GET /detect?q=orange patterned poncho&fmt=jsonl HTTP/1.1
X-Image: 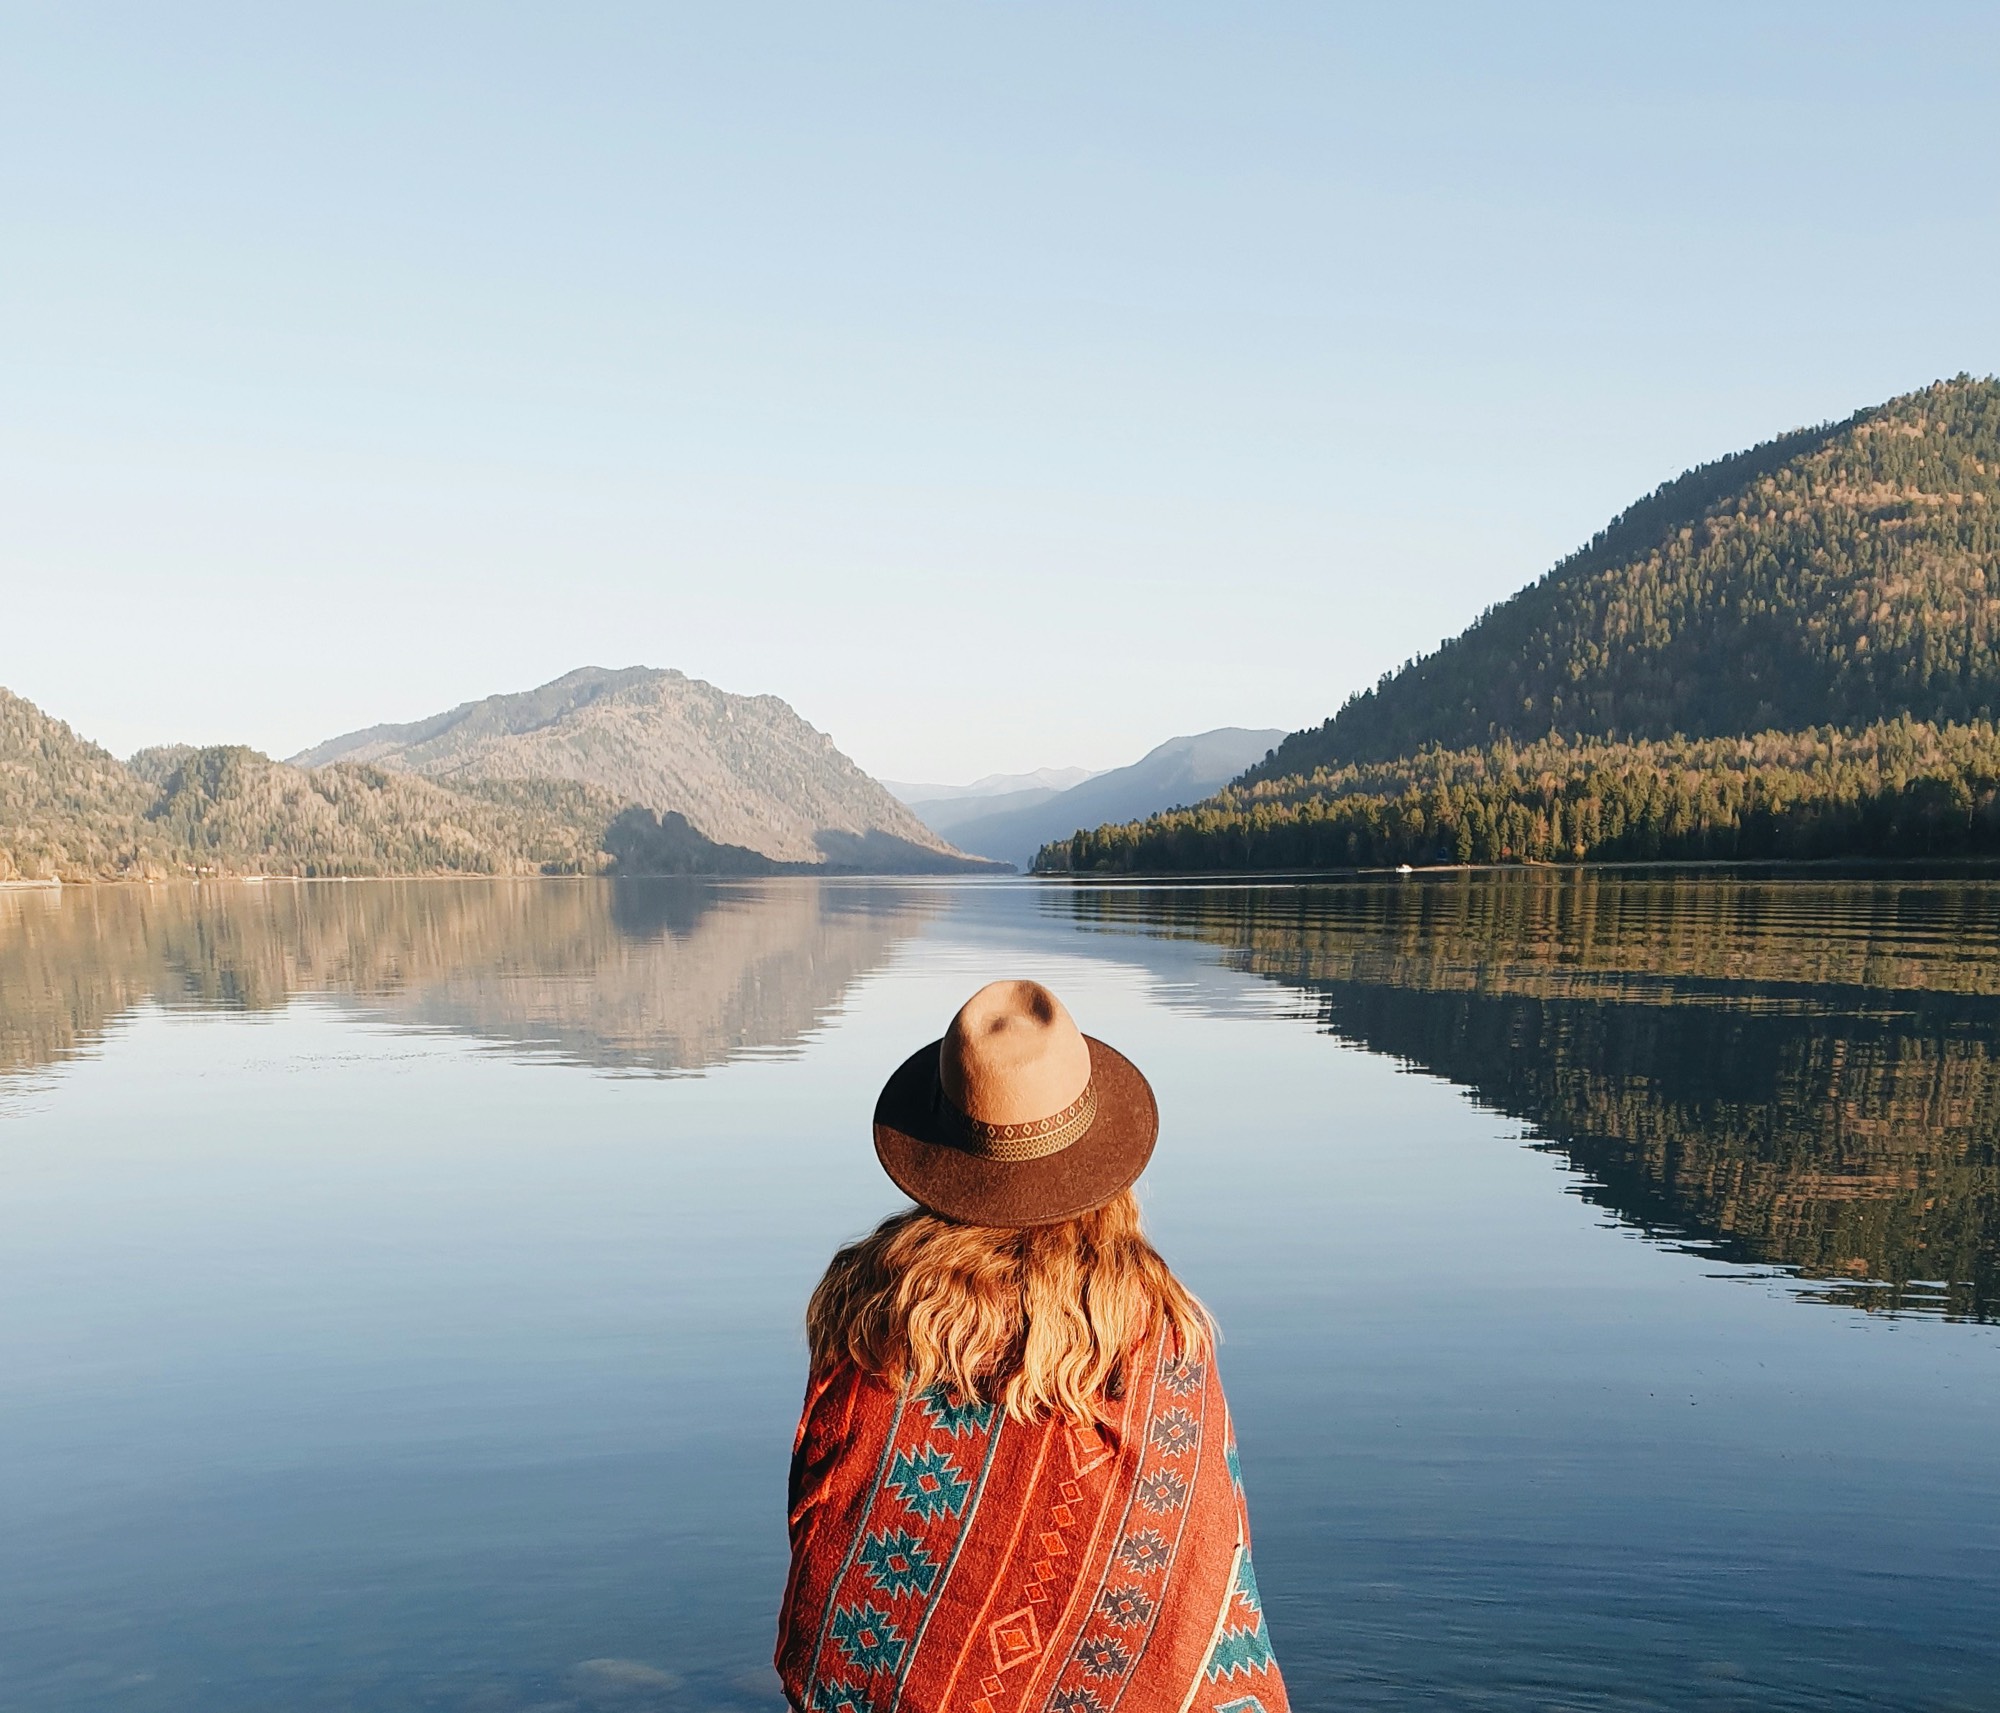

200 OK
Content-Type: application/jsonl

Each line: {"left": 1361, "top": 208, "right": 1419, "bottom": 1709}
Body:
{"left": 775, "top": 1332, "right": 1288, "bottom": 1713}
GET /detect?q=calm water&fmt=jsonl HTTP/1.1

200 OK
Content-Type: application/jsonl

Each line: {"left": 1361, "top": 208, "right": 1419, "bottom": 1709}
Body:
{"left": 2, "top": 873, "right": 1997, "bottom": 1712}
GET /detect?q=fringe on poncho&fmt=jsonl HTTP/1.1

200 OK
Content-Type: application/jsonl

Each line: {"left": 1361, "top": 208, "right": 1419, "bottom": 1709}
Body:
{"left": 775, "top": 1330, "right": 1288, "bottom": 1713}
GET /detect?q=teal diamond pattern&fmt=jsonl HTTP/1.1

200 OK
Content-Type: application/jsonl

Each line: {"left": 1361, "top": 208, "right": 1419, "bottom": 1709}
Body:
{"left": 886, "top": 1444, "right": 970, "bottom": 1521}
{"left": 831, "top": 1602, "right": 907, "bottom": 1675}
{"left": 859, "top": 1528, "right": 939, "bottom": 1599}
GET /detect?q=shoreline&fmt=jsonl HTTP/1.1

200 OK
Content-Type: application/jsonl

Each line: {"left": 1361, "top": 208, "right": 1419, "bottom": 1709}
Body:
{"left": 1029, "top": 853, "right": 2000, "bottom": 884}
{"left": 0, "top": 866, "right": 1010, "bottom": 888}
{"left": 10, "top": 853, "right": 2000, "bottom": 890}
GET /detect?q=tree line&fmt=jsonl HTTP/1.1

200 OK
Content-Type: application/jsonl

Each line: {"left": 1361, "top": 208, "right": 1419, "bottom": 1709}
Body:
{"left": 1038, "top": 718, "right": 2000, "bottom": 873}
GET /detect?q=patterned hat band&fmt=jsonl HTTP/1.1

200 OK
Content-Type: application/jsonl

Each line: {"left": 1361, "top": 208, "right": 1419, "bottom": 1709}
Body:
{"left": 944, "top": 1079, "right": 1099, "bottom": 1162}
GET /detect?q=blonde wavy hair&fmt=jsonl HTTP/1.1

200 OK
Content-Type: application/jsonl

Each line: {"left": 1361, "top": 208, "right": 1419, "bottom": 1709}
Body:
{"left": 806, "top": 1189, "right": 1212, "bottom": 1425}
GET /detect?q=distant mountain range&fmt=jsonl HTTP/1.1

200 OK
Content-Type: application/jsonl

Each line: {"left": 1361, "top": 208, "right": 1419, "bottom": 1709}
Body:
{"left": 888, "top": 767, "right": 1099, "bottom": 806}
{"left": 919, "top": 729, "right": 1284, "bottom": 871}
{"left": 1045, "top": 376, "right": 2000, "bottom": 873}
{"left": 885, "top": 768, "right": 1102, "bottom": 834}
{"left": 0, "top": 669, "right": 996, "bottom": 882}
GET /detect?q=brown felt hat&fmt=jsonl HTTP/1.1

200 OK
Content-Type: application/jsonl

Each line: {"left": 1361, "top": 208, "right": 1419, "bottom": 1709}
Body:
{"left": 873, "top": 980, "right": 1158, "bottom": 1228}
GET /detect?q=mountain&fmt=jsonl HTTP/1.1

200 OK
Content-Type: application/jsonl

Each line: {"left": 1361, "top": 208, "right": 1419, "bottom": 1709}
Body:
{"left": 139, "top": 745, "right": 612, "bottom": 877}
{"left": 943, "top": 728, "right": 1285, "bottom": 870}
{"left": 888, "top": 767, "right": 1097, "bottom": 806}
{"left": 0, "top": 689, "right": 167, "bottom": 879}
{"left": 1044, "top": 376, "right": 2000, "bottom": 874}
{"left": 1045, "top": 718, "right": 2000, "bottom": 872}
{"left": 0, "top": 689, "right": 614, "bottom": 881}
{"left": 1, "top": 676, "right": 994, "bottom": 881}
{"left": 1251, "top": 375, "right": 2000, "bottom": 784}
{"left": 888, "top": 767, "right": 1103, "bottom": 835}
{"left": 294, "top": 665, "right": 970, "bottom": 869}
{"left": 912, "top": 786, "right": 1069, "bottom": 836}
{"left": 887, "top": 765, "right": 1097, "bottom": 817}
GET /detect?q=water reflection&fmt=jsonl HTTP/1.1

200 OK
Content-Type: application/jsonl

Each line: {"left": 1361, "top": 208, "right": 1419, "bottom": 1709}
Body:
{"left": 1059, "top": 873, "right": 2000, "bottom": 1320}
{"left": 0, "top": 878, "right": 935, "bottom": 1081}
{"left": 6, "top": 873, "right": 2000, "bottom": 1710}
{"left": 10, "top": 873, "right": 1998, "bottom": 1318}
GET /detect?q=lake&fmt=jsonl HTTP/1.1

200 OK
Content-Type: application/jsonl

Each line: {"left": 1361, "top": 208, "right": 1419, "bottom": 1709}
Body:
{"left": 2, "top": 873, "right": 1996, "bottom": 1712}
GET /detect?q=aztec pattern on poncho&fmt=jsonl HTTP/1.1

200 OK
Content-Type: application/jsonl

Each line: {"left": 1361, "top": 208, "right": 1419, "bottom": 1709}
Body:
{"left": 775, "top": 1331, "right": 1287, "bottom": 1713}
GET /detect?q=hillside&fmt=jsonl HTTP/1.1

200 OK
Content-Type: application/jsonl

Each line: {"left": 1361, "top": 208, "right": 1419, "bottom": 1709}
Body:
{"left": 0, "top": 691, "right": 614, "bottom": 881}
{"left": 1253, "top": 375, "right": 2000, "bottom": 782}
{"left": 3, "top": 677, "right": 996, "bottom": 880}
{"left": 0, "top": 690, "right": 177, "bottom": 879}
{"left": 295, "top": 666, "right": 963, "bottom": 868}
{"left": 142, "top": 747, "right": 612, "bottom": 877}
{"left": 939, "top": 728, "right": 1283, "bottom": 870}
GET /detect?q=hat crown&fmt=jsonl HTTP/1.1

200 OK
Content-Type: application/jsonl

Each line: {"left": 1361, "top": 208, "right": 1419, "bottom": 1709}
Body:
{"left": 939, "top": 980, "right": 1092, "bottom": 1128}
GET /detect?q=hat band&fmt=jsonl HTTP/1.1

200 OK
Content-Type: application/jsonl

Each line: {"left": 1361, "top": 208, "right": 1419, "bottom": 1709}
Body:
{"left": 947, "top": 1080, "right": 1098, "bottom": 1162}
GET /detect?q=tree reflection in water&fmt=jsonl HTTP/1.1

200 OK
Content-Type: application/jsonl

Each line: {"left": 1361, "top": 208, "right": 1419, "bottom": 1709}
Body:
{"left": 1059, "top": 872, "right": 2000, "bottom": 1321}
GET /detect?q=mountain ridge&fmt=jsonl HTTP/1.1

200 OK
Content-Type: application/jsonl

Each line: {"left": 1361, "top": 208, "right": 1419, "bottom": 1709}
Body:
{"left": 293, "top": 665, "right": 670, "bottom": 767}
{"left": 1250, "top": 375, "right": 2000, "bottom": 784}
{"left": 292, "top": 665, "right": 958, "bottom": 867}
{"left": 887, "top": 767, "right": 1099, "bottom": 808}
{"left": 1044, "top": 375, "right": 2000, "bottom": 873}
{"left": 1, "top": 675, "right": 997, "bottom": 881}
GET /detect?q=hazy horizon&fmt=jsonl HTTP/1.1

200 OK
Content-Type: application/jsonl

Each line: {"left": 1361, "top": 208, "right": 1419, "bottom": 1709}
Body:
{"left": 6, "top": 5, "right": 1998, "bottom": 780}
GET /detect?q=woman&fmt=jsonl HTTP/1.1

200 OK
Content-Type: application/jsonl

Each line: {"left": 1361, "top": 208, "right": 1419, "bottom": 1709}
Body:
{"left": 777, "top": 980, "right": 1287, "bottom": 1713}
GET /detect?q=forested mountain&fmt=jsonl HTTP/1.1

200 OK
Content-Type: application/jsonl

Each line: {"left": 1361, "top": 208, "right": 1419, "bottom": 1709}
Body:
{"left": 0, "top": 690, "right": 167, "bottom": 878}
{"left": 0, "top": 683, "right": 993, "bottom": 881}
{"left": 141, "top": 746, "right": 614, "bottom": 877}
{"left": 295, "top": 665, "right": 955, "bottom": 867}
{"left": 1042, "top": 719, "right": 2000, "bottom": 873}
{"left": 1253, "top": 375, "right": 2000, "bottom": 782}
{"left": 1047, "top": 376, "right": 2000, "bottom": 874}
{"left": 0, "top": 690, "right": 611, "bottom": 880}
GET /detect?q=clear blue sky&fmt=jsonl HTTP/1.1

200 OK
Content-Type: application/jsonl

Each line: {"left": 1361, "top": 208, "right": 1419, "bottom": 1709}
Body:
{"left": 5, "top": 4, "right": 1997, "bottom": 781}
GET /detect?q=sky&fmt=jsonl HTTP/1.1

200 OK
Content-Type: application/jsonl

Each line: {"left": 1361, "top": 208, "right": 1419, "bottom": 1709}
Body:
{"left": 4, "top": 4, "right": 1998, "bottom": 784}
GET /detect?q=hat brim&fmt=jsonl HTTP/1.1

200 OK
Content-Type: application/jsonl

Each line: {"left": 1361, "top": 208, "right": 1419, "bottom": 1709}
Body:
{"left": 873, "top": 1035, "right": 1158, "bottom": 1228}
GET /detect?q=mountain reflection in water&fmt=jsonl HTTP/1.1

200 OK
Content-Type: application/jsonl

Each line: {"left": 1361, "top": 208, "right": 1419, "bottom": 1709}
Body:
{"left": 0, "top": 878, "right": 936, "bottom": 1081}
{"left": 1058, "top": 872, "right": 2000, "bottom": 1320}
